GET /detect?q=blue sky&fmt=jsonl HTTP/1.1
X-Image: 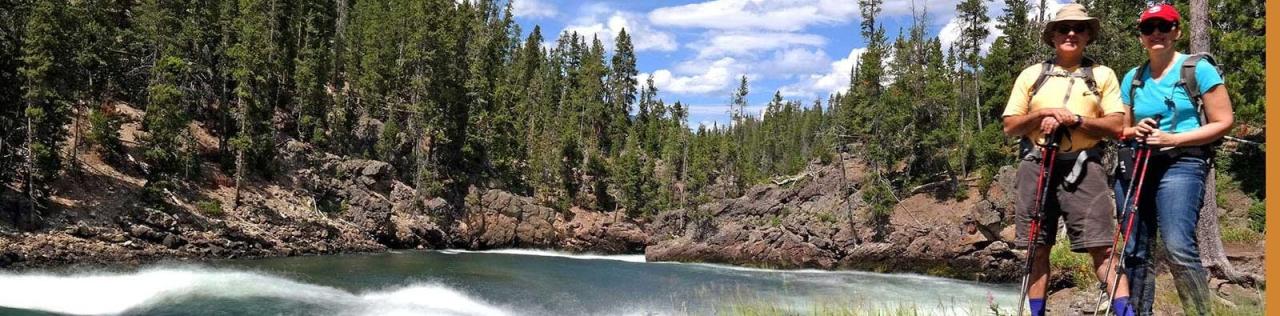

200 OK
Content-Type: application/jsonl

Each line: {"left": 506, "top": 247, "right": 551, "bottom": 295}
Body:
{"left": 509, "top": 0, "right": 1068, "bottom": 128}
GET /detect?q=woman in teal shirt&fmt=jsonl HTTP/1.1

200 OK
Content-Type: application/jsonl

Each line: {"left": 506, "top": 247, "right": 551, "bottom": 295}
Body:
{"left": 1115, "top": 4, "right": 1235, "bottom": 315}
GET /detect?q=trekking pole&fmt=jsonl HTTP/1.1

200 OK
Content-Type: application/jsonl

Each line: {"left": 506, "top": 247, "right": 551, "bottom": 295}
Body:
{"left": 1017, "top": 129, "right": 1063, "bottom": 316}
{"left": 1091, "top": 139, "right": 1149, "bottom": 314}
{"left": 1096, "top": 115, "right": 1161, "bottom": 315}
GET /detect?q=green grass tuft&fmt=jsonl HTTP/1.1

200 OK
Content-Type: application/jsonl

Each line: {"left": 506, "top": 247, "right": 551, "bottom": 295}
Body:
{"left": 196, "top": 199, "right": 224, "bottom": 216}
{"left": 1048, "top": 238, "right": 1096, "bottom": 287}
{"left": 1220, "top": 225, "right": 1262, "bottom": 243}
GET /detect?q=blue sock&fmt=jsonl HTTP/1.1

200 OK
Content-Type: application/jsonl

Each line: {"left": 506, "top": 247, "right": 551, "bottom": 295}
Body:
{"left": 1029, "top": 298, "right": 1046, "bottom": 316}
{"left": 1112, "top": 296, "right": 1134, "bottom": 316}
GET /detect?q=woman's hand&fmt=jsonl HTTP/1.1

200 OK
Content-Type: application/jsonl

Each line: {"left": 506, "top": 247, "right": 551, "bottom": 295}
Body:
{"left": 1133, "top": 117, "right": 1160, "bottom": 136}
{"left": 1134, "top": 117, "right": 1181, "bottom": 147}
{"left": 1140, "top": 129, "right": 1182, "bottom": 147}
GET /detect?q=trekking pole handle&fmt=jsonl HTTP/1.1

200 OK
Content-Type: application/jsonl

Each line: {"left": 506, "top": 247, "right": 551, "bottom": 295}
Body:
{"left": 1044, "top": 126, "right": 1067, "bottom": 149}
{"left": 1135, "top": 114, "right": 1163, "bottom": 149}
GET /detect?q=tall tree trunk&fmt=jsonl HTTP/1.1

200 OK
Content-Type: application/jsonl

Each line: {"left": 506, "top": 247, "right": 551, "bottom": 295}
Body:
{"left": 1198, "top": 168, "right": 1263, "bottom": 287}
{"left": 23, "top": 114, "right": 37, "bottom": 230}
{"left": 1189, "top": 0, "right": 1209, "bottom": 53}
{"left": 974, "top": 71, "right": 982, "bottom": 132}
{"left": 1184, "top": 0, "right": 1260, "bottom": 288}
{"left": 233, "top": 95, "right": 245, "bottom": 211}
{"left": 69, "top": 102, "right": 80, "bottom": 173}
{"left": 1036, "top": 0, "right": 1047, "bottom": 25}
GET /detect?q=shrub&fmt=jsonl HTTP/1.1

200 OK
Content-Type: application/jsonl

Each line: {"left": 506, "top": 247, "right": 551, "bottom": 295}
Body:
{"left": 1220, "top": 225, "right": 1261, "bottom": 243}
{"left": 1247, "top": 201, "right": 1265, "bottom": 233}
{"left": 87, "top": 106, "right": 123, "bottom": 157}
{"left": 197, "top": 199, "right": 223, "bottom": 216}
{"left": 817, "top": 211, "right": 835, "bottom": 223}
{"left": 1049, "top": 238, "right": 1096, "bottom": 287}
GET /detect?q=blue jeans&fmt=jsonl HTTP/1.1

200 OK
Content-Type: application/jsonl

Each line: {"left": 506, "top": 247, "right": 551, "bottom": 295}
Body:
{"left": 1114, "top": 155, "right": 1212, "bottom": 315}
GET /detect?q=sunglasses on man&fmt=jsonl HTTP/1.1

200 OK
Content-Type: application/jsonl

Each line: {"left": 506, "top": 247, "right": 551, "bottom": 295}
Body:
{"left": 1139, "top": 21, "right": 1178, "bottom": 35}
{"left": 1054, "top": 23, "right": 1089, "bottom": 35}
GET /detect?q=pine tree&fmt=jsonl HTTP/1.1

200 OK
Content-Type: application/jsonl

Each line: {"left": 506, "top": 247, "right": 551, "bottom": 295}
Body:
{"left": 1210, "top": 0, "right": 1264, "bottom": 125}
{"left": 137, "top": 0, "right": 197, "bottom": 200}
{"left": 1, "top": 1, "right": 30, "bottom": 187}
{"left": 1082, "top": 0, "right": 1143, "bottom": 67}
{"left": 616, "top": 135, "right": 657, "bottom": 217}
{"left": 956, "top": 0, "right": 989, "bottom": 131}
{"left": 608, "top": 28, "right": 638, "bottom": 155}
{"left": 141, "top": 54, "right": 194, "bottom": 191}
{"left": 727, "top": 76, "right": 748, "bottom": 190}
{"left": 19, "top": 0, "right": 74, "bottom": 217}
{"left": 996, "top": 0, "right": 1037, "bottom": 70}
{"left": 293, "top": 0, "right": 335, "bottom": 145}
{"left": 229, "top": 0, "right": 286, "bottom": 207}
{"left": 67, "top": 1, "right": 139, "bottom": 164}
{"left": 845, "top": 0, "right": 886, "bottom": 136}
{"left": 577, "top": 36, "right": 610, "bottom": 154}
{"left": 850, "top": 0, "right": 894, "bottom": 241}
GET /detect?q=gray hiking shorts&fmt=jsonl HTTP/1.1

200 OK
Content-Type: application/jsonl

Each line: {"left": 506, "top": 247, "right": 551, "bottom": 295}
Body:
{"left": 1013, "top": 157, "right": 1116, "bottom": 253}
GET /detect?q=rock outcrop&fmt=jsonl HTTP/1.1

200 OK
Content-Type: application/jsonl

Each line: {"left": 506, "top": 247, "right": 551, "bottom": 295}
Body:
{"left": 0, "top": 140, "right": 648, "bottom": 269}
{"left": 646, "top": 160, "right": 1024, "bottom": 281}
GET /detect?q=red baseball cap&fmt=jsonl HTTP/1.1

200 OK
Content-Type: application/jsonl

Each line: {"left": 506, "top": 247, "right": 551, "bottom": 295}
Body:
{"left": 1139, "top": 4, "right": 1180, "bottom": 23}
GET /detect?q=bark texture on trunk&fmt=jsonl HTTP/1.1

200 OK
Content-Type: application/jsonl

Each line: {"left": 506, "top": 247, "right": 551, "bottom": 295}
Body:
{"left": 1185, "top": 0, "right": 1260, "bottom": 288}
{"left": 1198, "top": 170, "right": 1263, "bottom": 288}
{"left": 1190, "top": 0, "right": 1209, "bottom": 53}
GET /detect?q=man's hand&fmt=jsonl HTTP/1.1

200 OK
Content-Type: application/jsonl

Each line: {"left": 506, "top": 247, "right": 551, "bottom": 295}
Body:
{"left": 1037, "top": 108, "right": 1078, "bottom": 127}
{"left": 1039, "top": 116, "right": 1060, "bottom": 136}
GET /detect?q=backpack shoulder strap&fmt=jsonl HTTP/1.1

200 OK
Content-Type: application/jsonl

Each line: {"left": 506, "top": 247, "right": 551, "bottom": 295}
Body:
{"left": 1030, "top": 59, "right": 1055, "bottom": 97}
{"left": 1080, "top": 57, "right": 1101, "bottom": 104}
{"left": 1129, "top": 61, "right": 1150, "bottom": 111}
{"left": 1180, "top": 52, "right": 1219, "bottom": 125}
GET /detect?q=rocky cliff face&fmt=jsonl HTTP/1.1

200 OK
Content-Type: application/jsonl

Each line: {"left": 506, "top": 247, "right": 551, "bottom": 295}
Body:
{"left": 1, "top": 142, "right": 1020, "bottom": 282}
{"left": 0, "top": 140, "right": 648, "bottom": 269}
{"left": 645, "top": 158, "right": 1023, "bottom": 281}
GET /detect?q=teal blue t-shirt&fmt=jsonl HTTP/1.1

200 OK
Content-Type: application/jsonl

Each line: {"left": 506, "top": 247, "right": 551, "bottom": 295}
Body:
{"left": 1120, "top": 53, "right": 1224, "bottom": 133}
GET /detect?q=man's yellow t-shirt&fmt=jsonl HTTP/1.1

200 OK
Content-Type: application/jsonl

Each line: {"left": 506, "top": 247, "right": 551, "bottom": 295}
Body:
{"left": 1003, "top": 63, "right": 1126, "bottom": 152}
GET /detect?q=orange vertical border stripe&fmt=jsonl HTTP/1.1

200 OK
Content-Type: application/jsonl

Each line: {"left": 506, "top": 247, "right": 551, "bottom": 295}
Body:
{"left": 1266, "top": 0, "right": 1278, "bottom": 313}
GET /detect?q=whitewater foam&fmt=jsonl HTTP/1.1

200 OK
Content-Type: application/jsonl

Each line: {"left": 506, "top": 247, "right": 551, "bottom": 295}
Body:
{"left": 0, "top": 267, "right": 509, "bottom": 316}
{"left": 436, "top": 249, "right": 647, "bottom": 263}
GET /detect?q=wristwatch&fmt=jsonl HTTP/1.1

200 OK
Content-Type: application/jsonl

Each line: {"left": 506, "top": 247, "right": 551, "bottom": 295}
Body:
{"left": 1073, "top": 114, "right": 1084, "bottom": 127}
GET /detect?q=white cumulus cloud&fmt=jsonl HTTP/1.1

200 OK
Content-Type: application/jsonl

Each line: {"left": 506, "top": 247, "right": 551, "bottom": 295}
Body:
{"left": 764, "top": 48, "right": 832, "bottom": 76}
{"left": 648, "top": 0, "right": 859, "bottom": 31}
{"left": 644, "top": 57, "right": 741, "bottom": 95}
{"left": 565, "top": 11, "right": 678, "bottom": 52}
{"left": 692, "top": 31, "right": 827, "bottom": 58}
{"left": 512, "top": 0, "right": 557, "bottom": 18}
{"left": 778, "top": 47, "right": 866, "bottom": 99}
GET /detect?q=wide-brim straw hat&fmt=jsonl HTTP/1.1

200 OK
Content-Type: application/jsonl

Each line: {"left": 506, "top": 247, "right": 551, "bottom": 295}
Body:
{"left": 1042, "top": 4, "right": 1102, "bottom": 47}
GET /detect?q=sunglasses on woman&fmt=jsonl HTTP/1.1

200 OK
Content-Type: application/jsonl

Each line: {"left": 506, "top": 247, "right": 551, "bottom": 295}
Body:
{"left": 1139, "top": 21, "right": 1178, "bottom": 35}
{"left": 1055, "top": 23, "right": 1089, "bottom": 35}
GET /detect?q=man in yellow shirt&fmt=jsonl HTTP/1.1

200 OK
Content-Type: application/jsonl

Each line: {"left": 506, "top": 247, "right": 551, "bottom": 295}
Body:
{"left": 1001, "top": 4, "right": 1134, "bottom": 316}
